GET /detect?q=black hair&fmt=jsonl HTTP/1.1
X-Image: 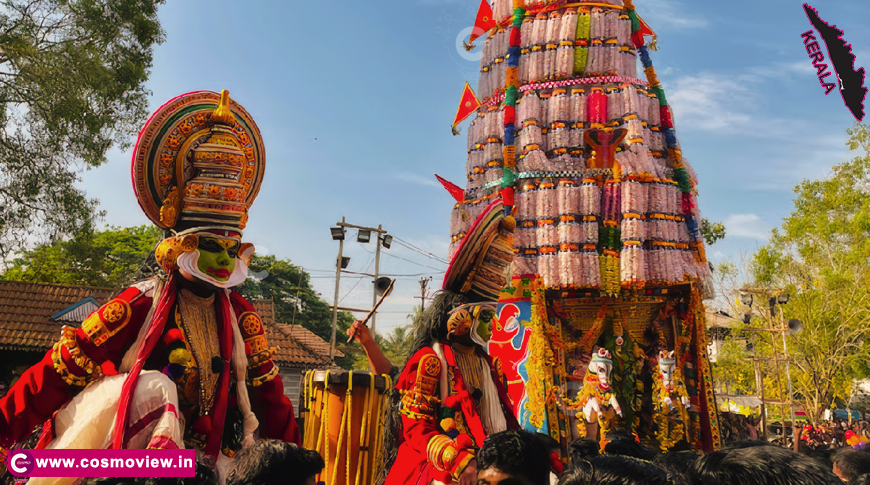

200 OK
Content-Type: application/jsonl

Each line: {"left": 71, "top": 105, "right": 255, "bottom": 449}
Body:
{"left": 833, "top": 448, "right": 870, "bottom": 482}
{"left": 806, "top": 448, "right": 834, "bottom": 471}
{"left": 407, "top": 290, "right": 466, "bottom": 357}
{"left": 654, "top": 451, "right": 700, "bottom": 474}
{"left": 852, "top": 474, "right": 870, "bottom": 485}
{"left": 569, "top": 437, "right": 600, "bottom": 465}
{"left": 653, "top": 450, "right": 699, "bottom": 485}
{"left": 559, "top": 455, "right": 669, "bottom": 485}
{"left": 226, "top": 439, "right": 324, "bottom": 485}
{"left": 722, "top": 439, "right": 772, "bottom": 450}
{"left": 602, "top": 436, "right": 656, "bottom": 461}
{"left": 81, "top": 461, "right": 217, "bottom": 485}
{"left": 686, "top": 444, "right": 841, "bottom": 485}
{"left": 477, "top": 430, "right": 553, "bottom": 485}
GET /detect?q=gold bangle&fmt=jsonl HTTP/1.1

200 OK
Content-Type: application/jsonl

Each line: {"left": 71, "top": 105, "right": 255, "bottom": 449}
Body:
{"left": 247, "top": 363, "right": 279, "bottom": 387}
{"left": 52, "top": 326, "right": 101, "bottom": 387}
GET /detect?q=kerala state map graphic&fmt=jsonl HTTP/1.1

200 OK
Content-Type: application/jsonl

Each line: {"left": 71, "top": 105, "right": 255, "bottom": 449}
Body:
{"left": 803, "top": 3, "right": 867, "bottom": 121}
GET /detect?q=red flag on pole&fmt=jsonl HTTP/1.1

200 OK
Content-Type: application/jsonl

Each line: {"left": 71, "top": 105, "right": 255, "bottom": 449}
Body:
{"left": 452, "top": 81, "right": 481, "bottom": 135}
{"left": 631, "top": 13, "right": 657, "bottom": 50}
{"left": 435, "top": 174, "right": 465, "bottom": 202}
{"left": 465, "top": 0, "right": 495, "bottom": 50}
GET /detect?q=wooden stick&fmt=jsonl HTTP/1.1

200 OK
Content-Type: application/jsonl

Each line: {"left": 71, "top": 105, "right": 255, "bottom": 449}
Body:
{"left": 346, "top": 279, "right": 395, "bottom": 343}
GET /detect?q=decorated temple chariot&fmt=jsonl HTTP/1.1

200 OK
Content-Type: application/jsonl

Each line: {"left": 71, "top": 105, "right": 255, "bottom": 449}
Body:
{"left": 445, "top": 0, "right": 722, "bottom": 455}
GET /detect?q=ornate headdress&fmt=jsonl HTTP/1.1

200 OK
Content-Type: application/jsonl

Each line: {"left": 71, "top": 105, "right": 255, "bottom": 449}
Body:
{"left": 132, "top": 90, "right": 265, "bottom": 235}
{"left": 132, "top": 90, "right": 264, "bottom": 280}
{"left": 442, "top": 197, "right": 515, "bottom": 302}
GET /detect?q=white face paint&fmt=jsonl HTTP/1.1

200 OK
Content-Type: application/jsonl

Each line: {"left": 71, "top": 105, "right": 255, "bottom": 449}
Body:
{"left": 589, "top": 359, "right": 613, "bottom": 390}
{"left": 659, "top": 358, "right": 676, "bottom": 384}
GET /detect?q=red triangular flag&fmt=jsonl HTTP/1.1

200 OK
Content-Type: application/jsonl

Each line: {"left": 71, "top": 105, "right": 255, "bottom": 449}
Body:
{"left": 468, "top": 0, "right": 495, "bottom": 44}
{"left": 435, "top": 174, "right": 464, "bottom": 202}
{"left": 452, "top": 81, "right": 481, "bottom": 132}
{"left": 631, "top": 13, "right": 657, "bottom": 49}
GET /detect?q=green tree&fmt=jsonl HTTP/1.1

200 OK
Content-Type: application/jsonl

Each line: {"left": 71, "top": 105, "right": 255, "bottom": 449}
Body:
{"left": 0, "top": 0, "right": 165, "bottom": 259}
{"left": 235, "top": 255, "right": 356, "bottom": 366}
{"left": 746, "top": 122, "right": 870, "bottom": 423}
{"left": 1, "top": 223, "right": 161, "bottom": 288}
{"left": 351, "top": 307, "right": 419, "bottom": 371}
{"left": 381, "top": 324, "right": 415, "bottom": 365}
{"left": 701, "top": 218, "right": 726, "bottom": 246}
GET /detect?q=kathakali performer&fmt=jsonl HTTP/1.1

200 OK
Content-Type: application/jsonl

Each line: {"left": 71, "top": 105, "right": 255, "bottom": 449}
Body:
{"left": 382, "top": 198, "right": 520, "bottom": 485}
{"left": 0, "top": 90, "right": 298, "bottom": 481}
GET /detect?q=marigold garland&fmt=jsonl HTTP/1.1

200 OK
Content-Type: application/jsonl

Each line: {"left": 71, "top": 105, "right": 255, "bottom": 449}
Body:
{"left": 524, "top": 281, "right": 557, "bottom": 430}
{"left": 652, "top": 369, "right": 689, "bottom": 451}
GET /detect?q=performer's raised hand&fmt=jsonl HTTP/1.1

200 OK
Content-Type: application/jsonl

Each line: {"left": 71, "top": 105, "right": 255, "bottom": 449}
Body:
{"left": 346, "top": 319, "right": 373, "bottom": 344}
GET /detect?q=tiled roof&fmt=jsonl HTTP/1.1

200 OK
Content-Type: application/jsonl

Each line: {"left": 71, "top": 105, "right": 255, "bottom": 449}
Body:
{"left": 0, "top": 281, "right": 114, "bottom": 351}
{"left": 283, "top": 324, "right": 343, "bottom": 360}
{"left": 251, "top": 299, "right": 339, "bottom": 368}
{"left": 706, "top": 311, "right": 740, "bottom": 328}
{"left": 0, "top": 282, "right": 340, "bottom": 368}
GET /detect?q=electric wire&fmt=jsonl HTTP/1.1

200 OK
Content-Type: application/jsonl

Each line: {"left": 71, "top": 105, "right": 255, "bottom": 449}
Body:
{"left": 390, "top": 237, "right": 449, "bottom": 264}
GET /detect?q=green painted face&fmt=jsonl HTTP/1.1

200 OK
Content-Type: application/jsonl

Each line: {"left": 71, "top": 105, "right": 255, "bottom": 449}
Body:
{"left": 472, "top": 310, "right": 493, "bottom": 346}
{"left": 196, "top": 237, "right": 238, "bottom": 281}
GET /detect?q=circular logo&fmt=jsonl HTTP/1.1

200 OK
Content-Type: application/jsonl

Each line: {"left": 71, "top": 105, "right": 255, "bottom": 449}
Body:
{"left": 7, "top": 450, "right": 34, "bottom": 476}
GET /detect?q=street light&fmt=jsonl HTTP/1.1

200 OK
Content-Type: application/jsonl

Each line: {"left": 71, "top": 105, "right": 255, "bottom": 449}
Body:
{"left": 777, "top": 293, "right": 790, "bottom": 304}
{"left": 381, "top": 234, "right": 393, "bottom": 249}
{"left": 357, "top": 229, "right": 371, "bottom": 243}
{"left": 339, "top": 256, "right": 351, "bottom": 269}
{"left": 330, "top": 227, "right": 345, "bottom": 241}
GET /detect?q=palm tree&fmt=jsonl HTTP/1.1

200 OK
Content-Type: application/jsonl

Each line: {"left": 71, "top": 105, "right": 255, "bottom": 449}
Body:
{"left": 382, "top": 326, "right": 414, "bottom": 365}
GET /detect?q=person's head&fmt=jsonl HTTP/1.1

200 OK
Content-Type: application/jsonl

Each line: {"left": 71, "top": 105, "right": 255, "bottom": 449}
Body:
{"left": 226, "top": 439, "right": 325, "bottom": 485}
{"left": 602, "top": 434, "right": 656, "bottom": 461}
{"left": 84, "top": 461, "right": 218, "bottom": 485}
{"left": 833, "top": 449, "right": 870, "bottom": 482}
{"left": 155, "top": 229, "right": 254, "bottom": 289}
{"left": 569, "top": 437, "right": 600, "bottom": 464}
{"left": 723, "top": 439, "right": 772, "bottom": 450}
{"left": 559, "top": 455, "right": 669, "bottom": 485}
{"left": 477, "top": 430, "right": 552, "bottom": 485}
{"left": 653, "top": 450, "right": 700, "bottom": 484}
{"left": 687, "top": 444, "right": 840, "bottom": 485}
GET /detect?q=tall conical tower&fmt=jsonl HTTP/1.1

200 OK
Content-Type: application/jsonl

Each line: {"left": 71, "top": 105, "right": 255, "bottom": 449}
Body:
{"left": 448, "top": 0, "right": 721, "bottom": 454}
{"left": 451, "top": 0, "right": 709, "bottom": 292}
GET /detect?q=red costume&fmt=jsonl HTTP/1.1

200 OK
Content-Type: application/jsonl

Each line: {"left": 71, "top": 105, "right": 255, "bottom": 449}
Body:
{"left": 387, "top": 342, "right": 518, "bottom": 485}
{"left": 383, "top": 196, "right": 518, "bottom": 485}
{"left": 0, "top": 284, "right": 299, "bottom": 451}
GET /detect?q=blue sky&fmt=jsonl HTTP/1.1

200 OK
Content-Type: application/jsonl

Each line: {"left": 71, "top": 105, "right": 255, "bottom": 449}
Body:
{"left": 78, "top": 0, "right": 870, "bottom": 335}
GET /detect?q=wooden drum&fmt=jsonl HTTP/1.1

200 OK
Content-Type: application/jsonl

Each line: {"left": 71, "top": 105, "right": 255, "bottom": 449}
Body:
{"left": 301, "top": 370, "right": 392, "bottom": 485}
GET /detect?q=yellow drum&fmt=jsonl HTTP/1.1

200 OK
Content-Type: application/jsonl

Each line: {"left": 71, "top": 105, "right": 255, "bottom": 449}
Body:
{"left": 302, "top": 370, "right": 392, "bottom": 485}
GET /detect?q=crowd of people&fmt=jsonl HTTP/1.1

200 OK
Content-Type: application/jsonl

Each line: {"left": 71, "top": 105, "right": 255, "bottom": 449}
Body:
{"left": 74, "top": 427, "right": 870, "bottom": 485}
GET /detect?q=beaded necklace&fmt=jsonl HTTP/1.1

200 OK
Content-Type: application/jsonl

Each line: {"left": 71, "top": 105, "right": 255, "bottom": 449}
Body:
{"left": 177, "top": 288, "right": 221, "bottom": 415}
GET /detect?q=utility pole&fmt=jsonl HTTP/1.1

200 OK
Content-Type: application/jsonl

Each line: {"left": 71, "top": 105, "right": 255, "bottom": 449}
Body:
{"left": 779, "top": 306, "right": 797, "bottom": 447}
{"left": 333, "top": 219, "right": 388, "bottom": 336}
{"left": 416, "top": 277, "right": 430, "bottom": 311}
{"left": 740, "top": 288, "right": 797, "bottom": 446}
{"left": 329, "top": 217, "right": 346, "bottom": 360}
{"left": 372, "top": 226, "right": 383, "bottom": 335}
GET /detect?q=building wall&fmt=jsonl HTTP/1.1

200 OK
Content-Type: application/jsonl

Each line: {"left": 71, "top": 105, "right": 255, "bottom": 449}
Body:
{"left": 278, "top": 366, "right": 304, "bottom": 411}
